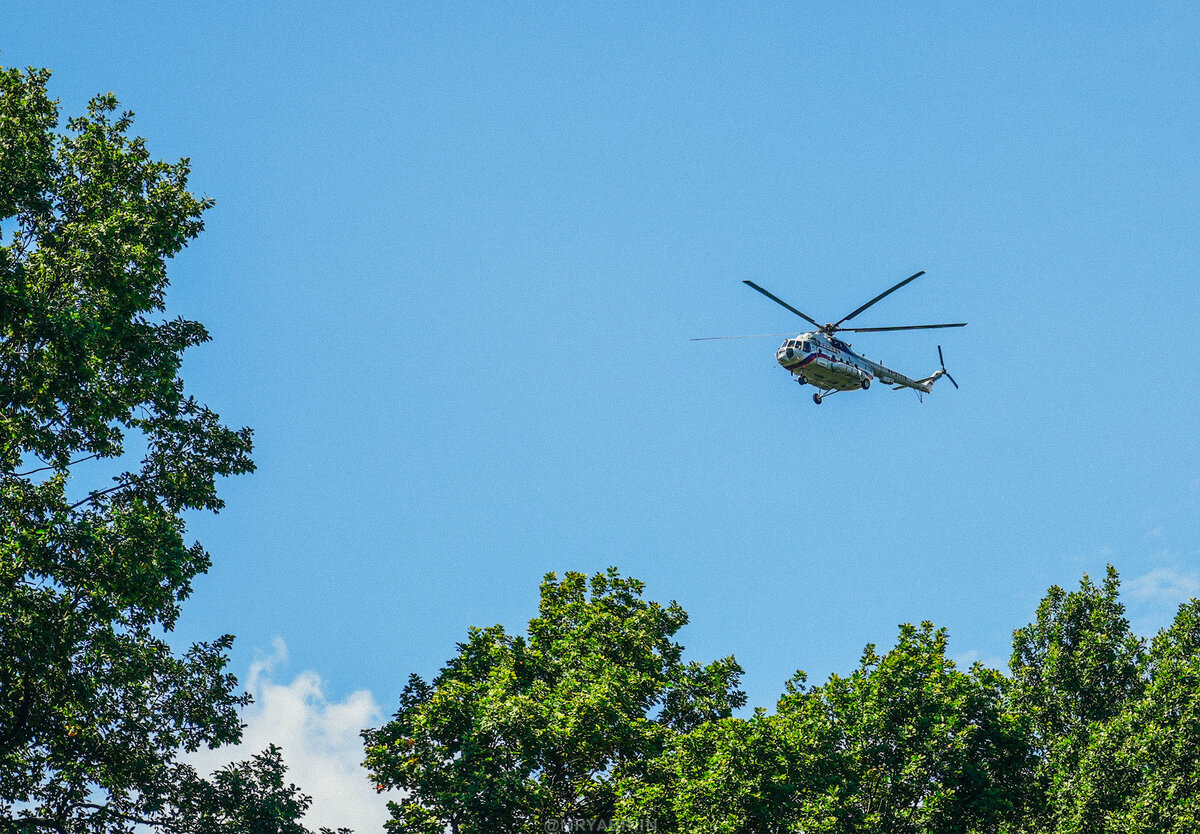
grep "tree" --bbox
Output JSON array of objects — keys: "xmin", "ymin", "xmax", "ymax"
[
  {"xmin": 618, "ymin": 698, "xmax": 844, "ymax": 834},
  {"xmin": 1007, "ymin": 566, "xmax": 1145, "ymax": 833},
  {"xmin": 363, "ymin": 568, "xmax": 746, "ymax": 833},
  {"xmin": 0, "ymin": 66, "xmax": 341, "ymax": 833},
  {"xmin": 1112, "ymin": 598, "xmax": 1200, "ymax": 832},
  {"xmin": 1052, "ymin": 598, "xmax": 1200, "ymax": 833},
  {"xmin": 629, "ymin": 622, "xmax": 1024, "ymax": 834},
  {"xmin": 803, "ymin": 623, "xmax": 1025, "ymax": 834}
]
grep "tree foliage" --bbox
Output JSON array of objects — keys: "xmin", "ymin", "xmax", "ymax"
[
  {"xmin": 0, "ymin": 66, "xmax": 340, "ymax": 833},
  {"xmin": 373, "ymin": 567, "xmax": 1200, "ymax": 834},
  {"xmin": 1006, "ymin": 567, "xmax": 1147, "ymax": 833},
  {"xmin": 623, "ymin": 624, "xmax": 1024, "ymax": 834},
  {"xmin": 1009, "ymin": 574, "xmax": 1200, "ymax": 834},
  {"xmin": 363, "ymin": 568, "xmax": 745, "ymax": 833}
]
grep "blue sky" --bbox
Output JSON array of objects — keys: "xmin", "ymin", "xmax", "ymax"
[{"xmin": 5, "ymin": 3, "xmax": 1200, "ymax": 827}]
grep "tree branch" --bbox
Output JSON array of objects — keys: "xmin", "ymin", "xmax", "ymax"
[
  {"xmin": 10, "ymin": 454, "xmax": 99, "ymax": 477},
  {"xmin": 75, "ymin": 803, "xmax": 168, "ymax": 829},
  {"xmin": 0, "ymin": 817, "xmax": 66, "ymax": 833},
  {"xmin": 68, "ymin": 474, "xmax": 156, "ymax": 510}
]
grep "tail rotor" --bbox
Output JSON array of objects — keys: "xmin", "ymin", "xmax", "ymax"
[{"xmin": 937, "ymin": 345, "xmax": 959, "ymax": 389}]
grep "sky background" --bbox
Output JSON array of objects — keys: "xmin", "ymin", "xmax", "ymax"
[{"xmin": 5, "ymin": 3, "xmax": 1200, "ymax": 829}]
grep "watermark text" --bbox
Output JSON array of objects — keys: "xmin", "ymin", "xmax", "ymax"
[{"xmin": 544, "ymin": 820, "xmax": 656, "ymax": 833}]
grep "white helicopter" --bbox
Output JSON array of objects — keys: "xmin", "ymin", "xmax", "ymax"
[{"xmin": 695, "ymin": 270, "xmax": 965, "ymax": 404}]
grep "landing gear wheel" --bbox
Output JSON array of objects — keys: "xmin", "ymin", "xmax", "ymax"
[
  {"xmin": 813, "ymin": 392, "xmax": 822, "ymax": 405},
  {"xmin": 796, "ymin": 375, "xmax": 808, "ymax": 386},
  {"xmin": 861, "ymin": 378, "xmax": 871, "ymax": 390}
]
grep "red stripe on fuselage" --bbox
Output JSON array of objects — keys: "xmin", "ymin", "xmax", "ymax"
[{"xmin": 784, "ymin": 353, "xmax": 872, "ymax": 379}]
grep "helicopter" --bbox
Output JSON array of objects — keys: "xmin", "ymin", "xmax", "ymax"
[{"xmin": 694, "ymin": 270, "xmax": 966, "ymax": 404}]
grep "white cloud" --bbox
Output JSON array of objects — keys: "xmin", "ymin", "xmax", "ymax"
[
  {"xmin": 952, "ymin": 649, "xmax": 1010, "ymax": 673},
  {"xmin": 1126, "ymin": 567, "xmax": 1200, "ymax": 607},
  {"xmin": 187, "ymin": 639, "xmax": 390, "ymax": 833}
]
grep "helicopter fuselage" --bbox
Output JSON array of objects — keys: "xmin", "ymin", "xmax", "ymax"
[{"xmin": 776, "ymin": 331, "xmax": 931, "ymax": 393}]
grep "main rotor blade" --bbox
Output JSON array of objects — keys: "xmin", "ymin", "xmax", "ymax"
[
  {"xmin": 833, "ymin": 270, "xmax": 925, "ymax": 328},
  {"xmin": 841, "ymin": 322, "xmax": 967, "ymax": 332},
  {"xmin": 689, "ymin": 332, "xmax": 800, "ymax": 341},
  {"xmin": 742, "ymin": 281, "xmax": 822, "ymax": 328}
]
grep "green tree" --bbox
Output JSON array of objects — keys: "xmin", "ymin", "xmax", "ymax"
[
  {"xmin": 1113, "ymin": 598, "xmax": 1200, "ymax": 832},
  {"xmin": 630, "ymin": 622, "xmax": 1024, "ymax": 834},
  {"xmin": 1056, "ymin": 597, "xmax": 1200, "ymax": 833},
  {"xmin": 0, "ymin": 66, "xmax": 342, "ymax": 833},
  {"xmin": 1007, "ymin": 566, "xmax": 1145, "ymax": 833},
  {"xmin": 804, "ymin": 623, "xmax": 1024, "ymax": 834},
  {"xmin": 363, "ymin": 568, "xmax": 745, "ymax": 834},
  {"xmin": 617, "ymin": 695, "xmax": 844, "ymax": 834}
]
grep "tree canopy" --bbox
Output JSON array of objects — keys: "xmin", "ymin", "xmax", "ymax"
[
  {"xmin": 0, "ymin": 65, "xmax": 342, "ymax": 834},
  {"xmin": 369, "ymin": 568, "xmax": 1200, "ymax": 834},
  {"xmin": 363, "ymin": 568, "xmax": 745, "ymax": 833}
]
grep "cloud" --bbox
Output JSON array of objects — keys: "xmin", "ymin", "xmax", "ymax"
[
  {"xmin": 1126, "ymin": 567, "xmax": 1200, "ymax": 608},
  {"xmin": 187, "ymin": 639, "xmax": 390, "ymax": 832},
  {"xmin": 952, "ymin": 649, "xmax": 1010, "ymax": 673}
]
